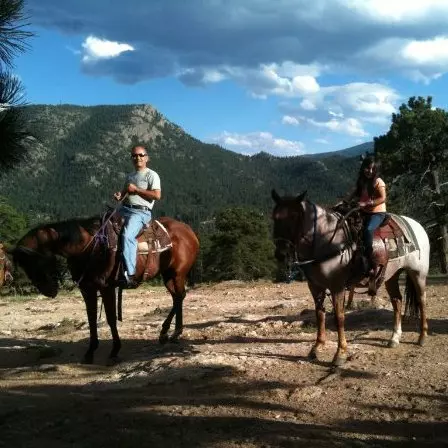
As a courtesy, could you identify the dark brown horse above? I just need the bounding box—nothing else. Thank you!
[12,215,199,364]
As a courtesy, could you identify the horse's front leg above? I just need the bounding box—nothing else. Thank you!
[101,286,122,363]
[80,286,99,364]
[308,284,327,360]
[331,289,348,366]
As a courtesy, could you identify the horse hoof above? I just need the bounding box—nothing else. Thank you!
[418,335,426,346]
[332,354,347,367]
[169,335,181,344]
[106,356,121,366]
[388,339,399,348]
[308,345,323,360]
[159,333,169,345]
[81,355,94,365]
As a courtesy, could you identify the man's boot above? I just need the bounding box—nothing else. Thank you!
[125,273,140,289]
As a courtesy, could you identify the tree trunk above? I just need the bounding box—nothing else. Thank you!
[431,169,448,273]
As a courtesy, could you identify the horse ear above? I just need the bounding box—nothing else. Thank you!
[296,190,307,202]
[271,189,281,204]
[48,228,58,239]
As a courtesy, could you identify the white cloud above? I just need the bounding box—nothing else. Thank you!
[281,81,397,137]
[81,35,134,62]
[401,36,448,65]
[345,0,448,22]
[202,69,228,83]
[321,82,398,116]
[178,62,322,99]
[210,131,305,156]
[300,99,317,111]
[315,138,329,144]
[283,113,369,138]
[308,117,368,137]
[329,109,344,118]
[360,36,448,83]
[281,115,300,126]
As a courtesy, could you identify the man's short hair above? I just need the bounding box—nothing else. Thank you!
[131,144,147,153]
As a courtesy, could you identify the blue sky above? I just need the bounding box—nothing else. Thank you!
[13,0,448,156]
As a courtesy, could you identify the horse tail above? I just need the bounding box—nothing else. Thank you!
[404,273,420,318]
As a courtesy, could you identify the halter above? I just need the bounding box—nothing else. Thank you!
[274,200,354,280]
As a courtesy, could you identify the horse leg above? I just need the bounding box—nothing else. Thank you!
[331,290,348,366]
[81,286,99,364]
[346,286,355,310]
[385,271,403,348]
[408,270,428,346]
[159,273,187,344]
[101,287,122,363]
[308,286,326,360]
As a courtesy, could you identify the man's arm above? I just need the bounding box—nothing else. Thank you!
[129,185,161,201]
[127,170,161,201]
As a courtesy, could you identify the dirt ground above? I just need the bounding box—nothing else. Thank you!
[0,280,447,448]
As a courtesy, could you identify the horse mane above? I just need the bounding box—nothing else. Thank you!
[27,215,103,246]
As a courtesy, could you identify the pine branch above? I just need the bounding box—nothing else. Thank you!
[0,0,33,67]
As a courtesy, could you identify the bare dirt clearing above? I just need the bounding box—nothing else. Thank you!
[0,281,447,447]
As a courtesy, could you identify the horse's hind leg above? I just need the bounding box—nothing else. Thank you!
[385,271,403,348]
[159,273,187,344]
[408,270,428,346]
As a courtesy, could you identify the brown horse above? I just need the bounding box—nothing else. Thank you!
[12,215,199,364]
[272,190,429,367]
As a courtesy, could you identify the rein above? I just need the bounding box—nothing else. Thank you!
[75,193,128,286]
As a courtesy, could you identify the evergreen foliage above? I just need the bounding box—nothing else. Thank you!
[203,207,276,281]
[0,0,34,172]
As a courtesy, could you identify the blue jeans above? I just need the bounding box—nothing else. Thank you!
[119,206,152,276]
[363,213,386,262]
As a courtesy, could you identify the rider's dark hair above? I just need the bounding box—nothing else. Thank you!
[355,156,380,198]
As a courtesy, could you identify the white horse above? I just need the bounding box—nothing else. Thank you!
[272,190,430,367]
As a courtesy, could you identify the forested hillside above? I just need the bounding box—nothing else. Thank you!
[0,104,362,226]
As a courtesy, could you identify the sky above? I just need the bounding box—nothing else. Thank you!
[12,0,448,156]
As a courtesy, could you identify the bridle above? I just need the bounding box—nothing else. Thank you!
[274,200,354,273]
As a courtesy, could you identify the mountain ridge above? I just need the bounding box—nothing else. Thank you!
[0,104,364,225]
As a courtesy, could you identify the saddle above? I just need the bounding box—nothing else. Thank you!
[344,211,417,295]
[99,209,172,287]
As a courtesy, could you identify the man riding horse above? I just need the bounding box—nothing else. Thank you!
[98,144,161,289]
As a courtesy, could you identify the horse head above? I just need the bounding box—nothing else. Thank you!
[271,189,307,263]
[12,243,60,298]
